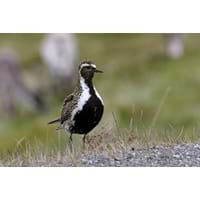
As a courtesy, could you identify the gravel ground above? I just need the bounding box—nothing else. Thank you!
[80,143,200,167]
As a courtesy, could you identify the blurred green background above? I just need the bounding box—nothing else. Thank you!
[1,33,200,152]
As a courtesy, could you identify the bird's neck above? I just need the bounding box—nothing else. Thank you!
[79,77,95,94]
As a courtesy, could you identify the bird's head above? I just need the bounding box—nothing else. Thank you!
[79,61,103,81]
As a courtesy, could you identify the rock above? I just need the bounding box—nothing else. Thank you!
[0,49,46,117]
[40,33,79,92]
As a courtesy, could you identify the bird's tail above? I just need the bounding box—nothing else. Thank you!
[48,118,61,124]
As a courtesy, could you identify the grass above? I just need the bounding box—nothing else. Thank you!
[1,33,200,165]
[1,116,199,166]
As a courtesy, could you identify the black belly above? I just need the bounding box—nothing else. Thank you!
[70,96,104,135]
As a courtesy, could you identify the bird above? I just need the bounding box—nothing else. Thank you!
[48,61,104,151]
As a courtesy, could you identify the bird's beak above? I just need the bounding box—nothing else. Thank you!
[94,69,103,73]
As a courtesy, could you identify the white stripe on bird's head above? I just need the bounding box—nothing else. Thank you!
[79,61,96,70]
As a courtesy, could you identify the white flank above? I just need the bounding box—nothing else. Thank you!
[71,77,91,123]
[94,87,104,105]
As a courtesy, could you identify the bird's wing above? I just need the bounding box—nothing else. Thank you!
[60,94,74,124]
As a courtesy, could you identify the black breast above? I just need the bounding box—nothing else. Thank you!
[71,95,104,135]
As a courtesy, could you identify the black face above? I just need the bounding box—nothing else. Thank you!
[80,65,96,80]
[79,61,103,81]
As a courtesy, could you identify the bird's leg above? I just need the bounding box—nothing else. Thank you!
[82,134,87,150]
[69,133,73,153]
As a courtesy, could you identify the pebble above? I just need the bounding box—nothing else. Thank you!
[80,143,200,167]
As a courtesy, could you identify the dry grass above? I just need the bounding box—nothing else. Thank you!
[1,87,200,166]
[0,116,195,166]
[0,126,133,166]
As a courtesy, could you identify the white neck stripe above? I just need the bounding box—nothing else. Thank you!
[94,87,104,105]
[71,77,91,122]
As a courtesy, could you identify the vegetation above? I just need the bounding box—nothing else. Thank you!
[1,33,200,164]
